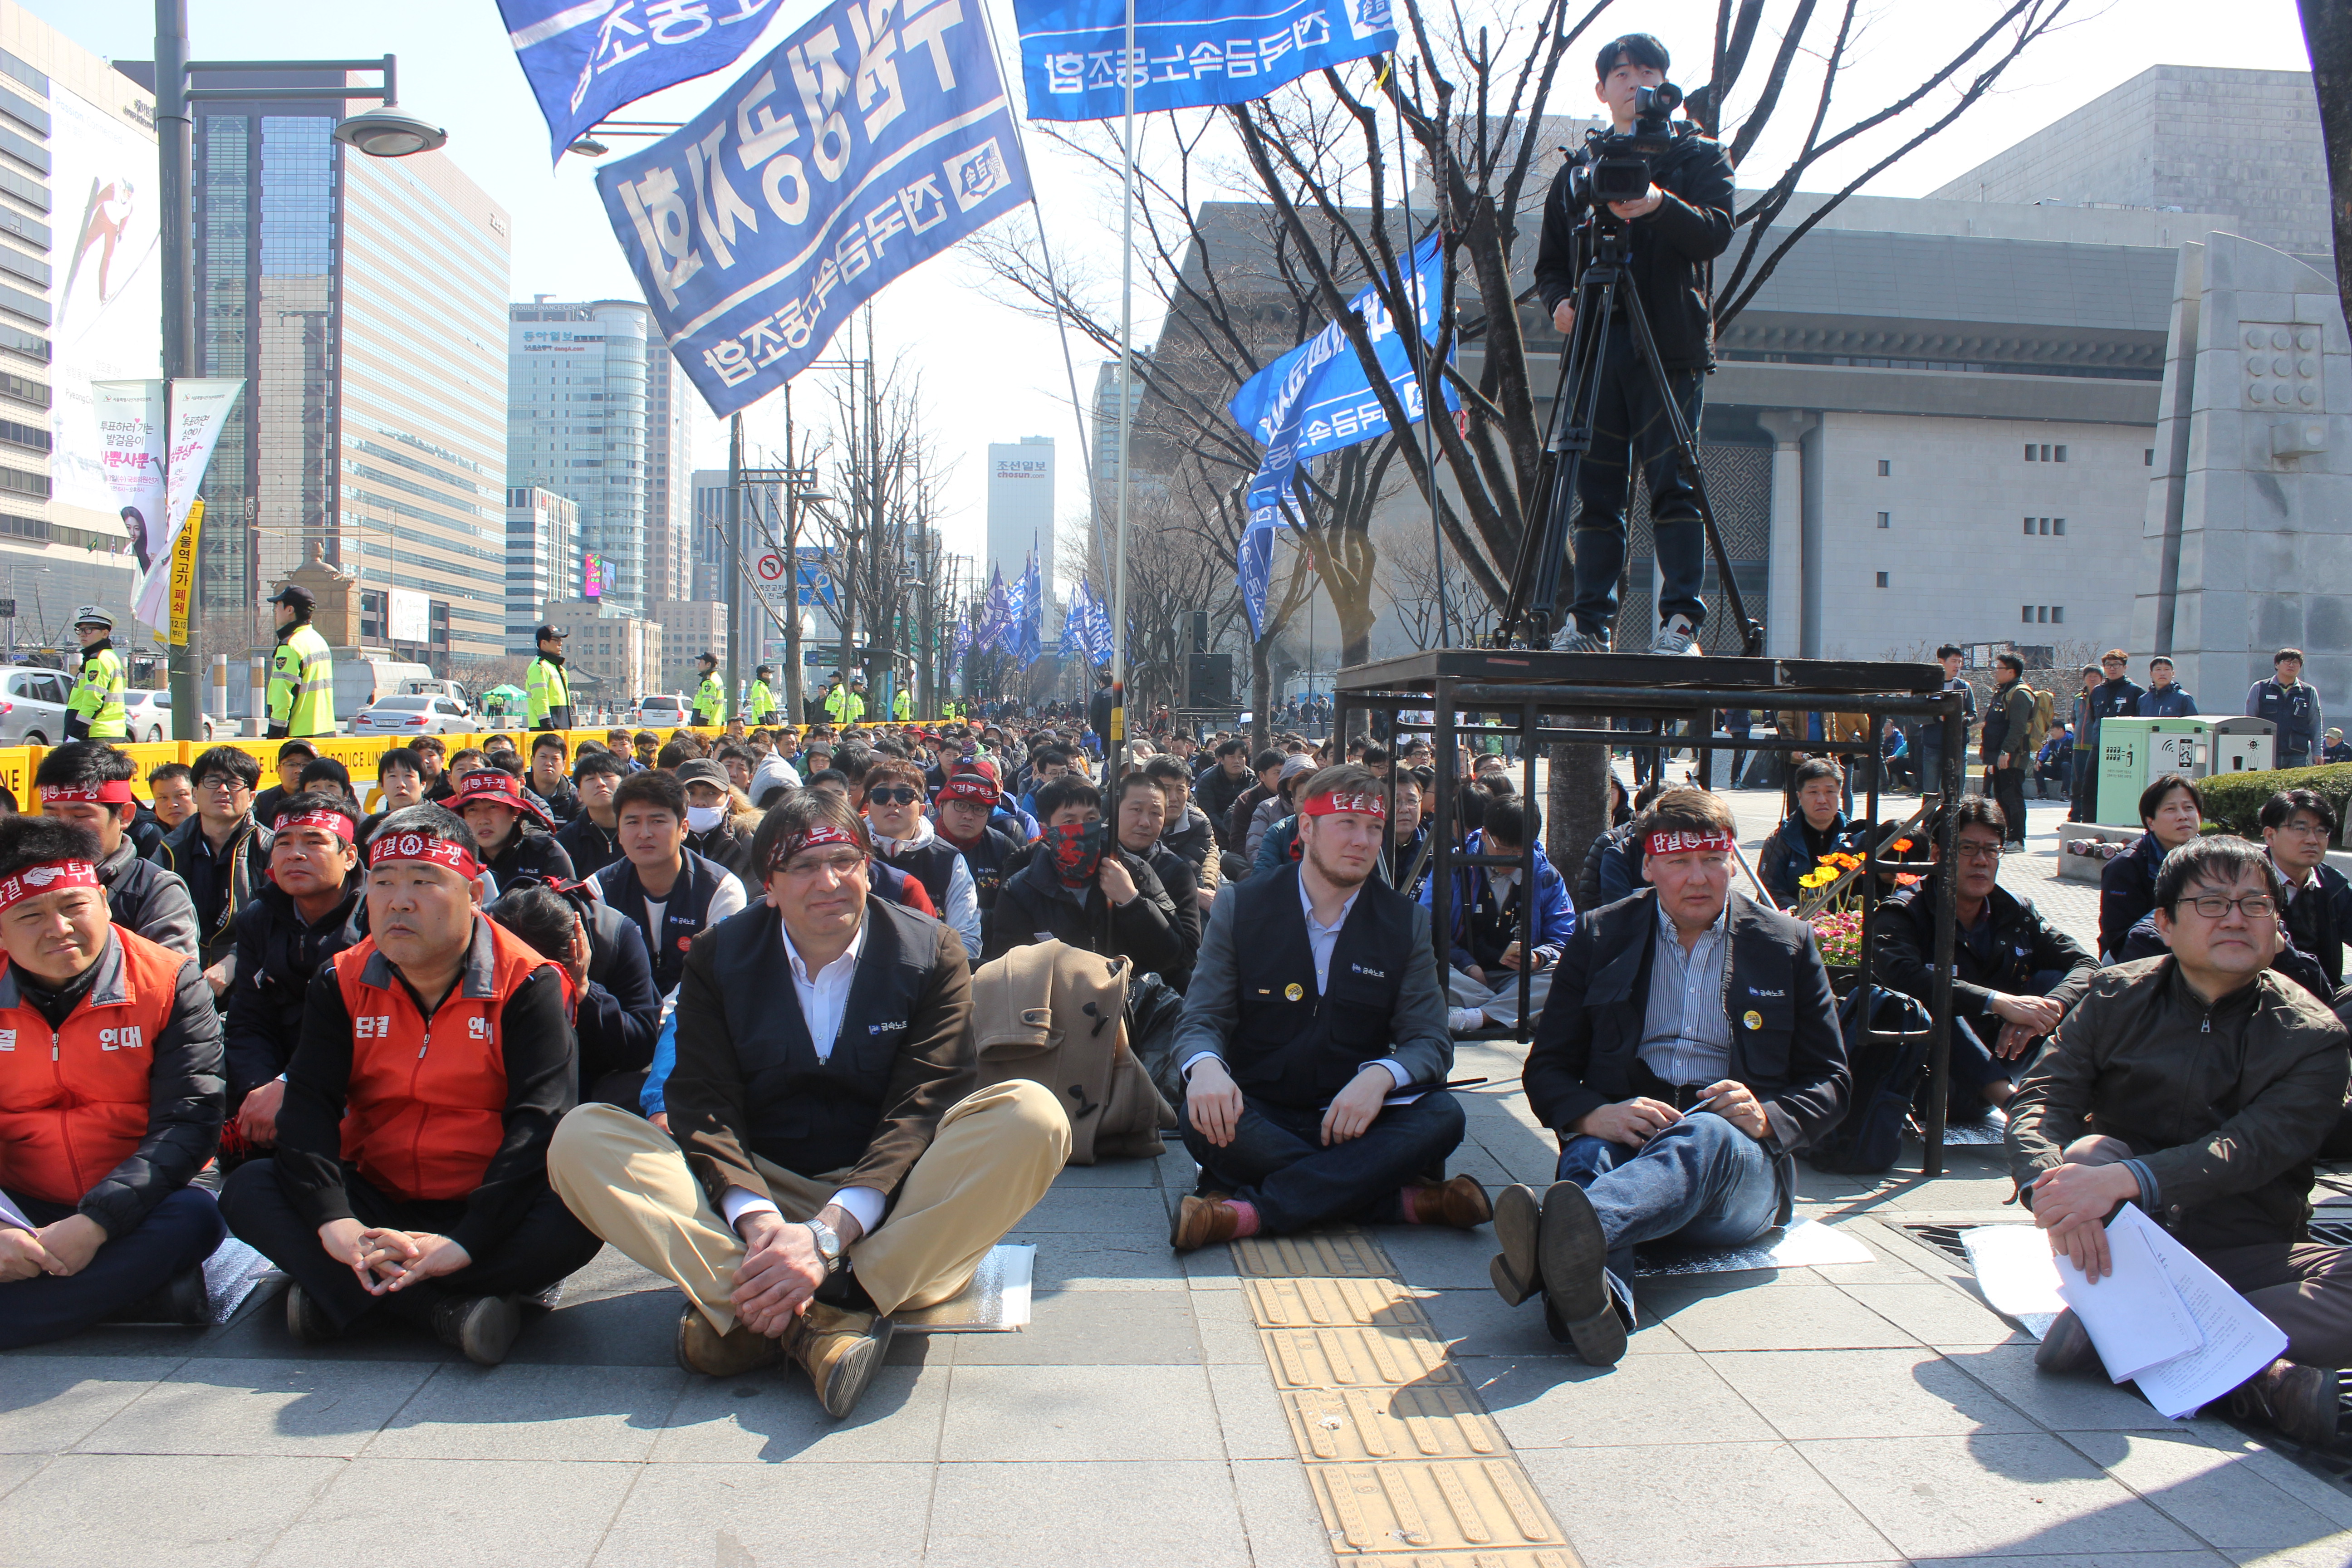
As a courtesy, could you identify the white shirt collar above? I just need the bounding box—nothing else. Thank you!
[1298,863,1362,934]
[780,908,867,985]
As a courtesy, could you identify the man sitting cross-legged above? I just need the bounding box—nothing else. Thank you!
[219,804,602,1366]
[0,816,225,1348]
[547,789,1068,1418]
[1498,787,1849,1363]
[1169,764,1485,1251]
[2009,835,2352,1446]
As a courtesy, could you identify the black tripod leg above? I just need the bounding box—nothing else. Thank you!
[1620,287,1764,656]
[1516,272,1623,647]
[1503,279,1611,642]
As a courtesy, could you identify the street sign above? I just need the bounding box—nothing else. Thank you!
[0,599,17,618]
[755,553,788,583]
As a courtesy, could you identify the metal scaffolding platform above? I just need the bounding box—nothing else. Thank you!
[1334,647,1974,1175]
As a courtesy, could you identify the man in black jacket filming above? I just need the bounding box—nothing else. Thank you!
[1532,33,1735,657]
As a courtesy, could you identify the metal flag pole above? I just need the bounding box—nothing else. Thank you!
[1395,58,1448,647]
[1110,0,1136,779]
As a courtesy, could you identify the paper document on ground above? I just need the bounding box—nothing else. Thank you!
[1633,1217,1872,1278]
[2056,1206,2201,1383]
[1962,1224,2068,1318]
[201,1239,279,1324]
[2130,1218,2288,1420]
[895,1244,1035,1333]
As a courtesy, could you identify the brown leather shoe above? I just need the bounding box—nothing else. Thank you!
[1170,1194,1246,1252]
[783,1301,894,1419]
[676,1307,786,1377]
[2226,1357,2341,1448]
[1405,1174,1494,1230]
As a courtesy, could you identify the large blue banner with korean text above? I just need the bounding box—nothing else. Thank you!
[500,0,782,165]
[596,0,1034,417]
[1010,0,1396,122]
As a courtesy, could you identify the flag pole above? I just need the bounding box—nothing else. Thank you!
[1109,0,1136,779]
[1395,58,1448,648]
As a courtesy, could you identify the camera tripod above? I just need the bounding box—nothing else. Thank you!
[1497,219,1764,657]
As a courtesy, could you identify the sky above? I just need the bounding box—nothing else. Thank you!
[26,0,2318,585]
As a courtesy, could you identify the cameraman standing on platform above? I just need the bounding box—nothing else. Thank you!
[1533,34,1735,657]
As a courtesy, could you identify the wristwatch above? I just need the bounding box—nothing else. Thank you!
[804,1216,846,1274]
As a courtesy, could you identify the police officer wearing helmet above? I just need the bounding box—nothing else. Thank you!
[64,606,127,741]
[265,584,335,739]
[527,624,573,732]
[691,652,725,728]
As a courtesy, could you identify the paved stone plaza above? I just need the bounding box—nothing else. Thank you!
[4,791,2347,1568]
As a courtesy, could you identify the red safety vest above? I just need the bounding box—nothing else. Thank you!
[333,921,553,1203]
[0,928,193,1207]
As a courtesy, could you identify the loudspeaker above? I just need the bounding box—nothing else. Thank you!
[1185,652,1234,709]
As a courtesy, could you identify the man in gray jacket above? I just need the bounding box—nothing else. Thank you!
[2009,835,2352,1445]
[1169,765,1483,1250]
[35,742,199,959]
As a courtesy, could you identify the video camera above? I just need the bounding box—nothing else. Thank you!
[1575,81,1685,208]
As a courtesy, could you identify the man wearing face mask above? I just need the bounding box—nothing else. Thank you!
[981,774,1184,978]
[675,760,756,889]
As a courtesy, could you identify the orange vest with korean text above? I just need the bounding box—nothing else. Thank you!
[0,929,192,1206]
[333,921,551,1202]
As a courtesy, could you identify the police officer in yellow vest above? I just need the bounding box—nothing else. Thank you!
[823,671,853,724]
[846,673,869,725]
[744,663,779,726]
[891,685,912,721]
[63,606,127,741]
[527,622,574,731]
[691,651,726,727]
[265,583,335,739]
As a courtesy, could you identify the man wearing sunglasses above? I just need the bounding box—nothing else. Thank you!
[862,759,979,958]
[2009,836,2352,1446]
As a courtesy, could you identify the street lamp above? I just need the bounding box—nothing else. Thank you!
[152,0,450,730]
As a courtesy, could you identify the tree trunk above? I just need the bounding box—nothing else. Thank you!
[2303,0,2352,334]
[1546,726,1611,902]
[1250,635,1272,753]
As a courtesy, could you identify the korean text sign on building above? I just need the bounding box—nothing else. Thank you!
[1010,0,1396,121]
[597,0,1034,418]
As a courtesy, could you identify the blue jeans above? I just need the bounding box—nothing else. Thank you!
[1183,1091,1466,1234]
[1564,328,1708,636]
[0,1186,225,1350]
[1555,1113,1780,1283]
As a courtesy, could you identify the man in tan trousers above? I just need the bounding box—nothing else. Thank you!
[549,789,1068,1418]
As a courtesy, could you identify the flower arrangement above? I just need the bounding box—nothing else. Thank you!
[1811,907,1863,965]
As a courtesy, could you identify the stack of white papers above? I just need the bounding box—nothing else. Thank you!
[2056,1203,2290,1420]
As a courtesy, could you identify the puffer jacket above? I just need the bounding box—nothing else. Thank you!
[2007,957,2349,1254]
[2097,830,2171,961]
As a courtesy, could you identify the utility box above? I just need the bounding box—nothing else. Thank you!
[2094,715,2277,824]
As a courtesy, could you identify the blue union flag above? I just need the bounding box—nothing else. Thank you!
[1010,0,1396,122]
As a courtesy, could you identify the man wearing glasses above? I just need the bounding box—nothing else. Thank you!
[860,758,980,958]
[547,790,1067,1418]
[2261,789,2352,990]
[1875,799,2093,1116]
[150,745,275,991]
[2009,836,2352,1446]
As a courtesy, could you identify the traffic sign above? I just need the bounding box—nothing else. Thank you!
[755,553,788,583]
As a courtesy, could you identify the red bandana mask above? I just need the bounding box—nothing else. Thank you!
[1042,820,1107,888]
[0,859,100,916]
[369,832,481,880]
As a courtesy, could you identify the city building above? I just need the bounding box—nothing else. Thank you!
[505,485,576,656]
[113,59,513,673]
[539,594,660,708]
[507,297,695,619]
[985,436,1053,588]
[10,5,159,655]
[652,596,727,695]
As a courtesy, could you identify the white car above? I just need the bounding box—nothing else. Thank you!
[121,689,216,743]
[631,694,691,727]
[351,694,475,735]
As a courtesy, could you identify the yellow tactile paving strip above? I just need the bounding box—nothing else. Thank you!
[1232,1225,1586,1566]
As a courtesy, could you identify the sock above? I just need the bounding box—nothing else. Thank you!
[1399,1185,1428,1224]
[1229,1199,1262,1239]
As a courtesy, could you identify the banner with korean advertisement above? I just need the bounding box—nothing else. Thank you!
[596,0,1035,417]
[102,378,243,635]
[53,84,163,534]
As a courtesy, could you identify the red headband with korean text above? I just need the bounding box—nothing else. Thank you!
[765,819,864,873]
[0,858,101,916]
[1299,789,1387,820]
[936,775,1000,808]
[277,809,358,845]
[39,781,134,807]
[369,831,481,880]
[1645,827,1737,857]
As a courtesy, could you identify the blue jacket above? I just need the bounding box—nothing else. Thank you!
[1756,810,1862,908]
[2140,683,2197,719]
[1420,829,1575,973]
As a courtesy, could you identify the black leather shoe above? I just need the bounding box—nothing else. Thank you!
[1537,1181,1625,1366]
[1490,1185,1542,1307]
[431,1294,524,1367]
[284,1284,340,1343]
[2033,1308,2098,1376]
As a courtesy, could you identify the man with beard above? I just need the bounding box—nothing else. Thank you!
[1168,765,1482,1250]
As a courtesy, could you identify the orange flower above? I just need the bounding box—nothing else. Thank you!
[1891,838,1913,853]
[1895,872,1921,887]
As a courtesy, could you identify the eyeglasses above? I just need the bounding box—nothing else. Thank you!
[780,850,867,879]
[866,786,920,806]
[2177,893,2278,920]
[1952,842,2004,863]
[196,776,251,795]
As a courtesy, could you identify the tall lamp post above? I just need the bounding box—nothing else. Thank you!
[152,0,446,730]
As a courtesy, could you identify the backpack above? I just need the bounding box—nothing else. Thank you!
[1806,986,1934,1175]
[2024,686,2056,756]
[970,940,1175,1164]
